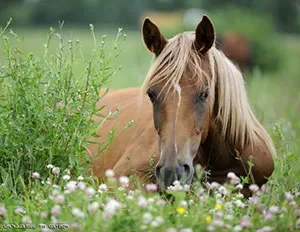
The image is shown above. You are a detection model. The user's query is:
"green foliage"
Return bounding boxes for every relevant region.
[209,7,282,72]
[0,21,124,193]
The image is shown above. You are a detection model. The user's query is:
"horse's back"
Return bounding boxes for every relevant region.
[89,88,157,179]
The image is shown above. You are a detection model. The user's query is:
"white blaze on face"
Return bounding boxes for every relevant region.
[174,83,181,154]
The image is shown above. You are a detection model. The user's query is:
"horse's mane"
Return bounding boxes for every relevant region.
[141,32,275,153]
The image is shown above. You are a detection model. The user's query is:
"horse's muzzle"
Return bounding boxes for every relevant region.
[155,164,194,188]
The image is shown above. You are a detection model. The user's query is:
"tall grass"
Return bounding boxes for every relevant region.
[0,20,124,193]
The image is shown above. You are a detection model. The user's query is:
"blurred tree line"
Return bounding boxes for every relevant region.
[0,0,299,33]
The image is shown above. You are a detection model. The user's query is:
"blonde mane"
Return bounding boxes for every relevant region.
[141,32,275,153]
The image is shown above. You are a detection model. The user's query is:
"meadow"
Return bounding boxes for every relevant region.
[0,19,300,231]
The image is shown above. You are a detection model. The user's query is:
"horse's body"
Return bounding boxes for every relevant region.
[88,16,274,195]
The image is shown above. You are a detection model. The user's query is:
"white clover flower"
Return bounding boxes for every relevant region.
[137,196,148,208]
[22,215,32,224]
[119,176,129,187]
[102,199,121,220]
[0,206,7,217]
[179,200,188,208]
[88,202,100,214]
[156,199,166,206]
[233,225,242,232]
[52,167,60,175]
[179,228,193,232]
[235,184,243,190]
[155,216,164,225]
[218,186,228,196]
[62,175,70,180]
[32,172,40,179]
[15,207,25,214]
[85,187,96,198]
[143,212,153,224]
[145,183,157,192]
[77,175,84,181]
[98,183,107,193]
[166,228,177,232]
[126,195,134,201]
[249,184,259,193]
[150,221,159,228]
[183,184,190,191]
[55,195,65,204]
[77,181,86,190]
[72,207,85,218]
[210,182,220,189]
[225,214,234,221]
[47,164,54,169]
[256,226,274,232]
[285,192,294,202]
[269,205,280,214]
[105,169,114,178]
[65,181,77,193]
[51,205,61,216]
[234,200,246,208]
[240,215,251,229]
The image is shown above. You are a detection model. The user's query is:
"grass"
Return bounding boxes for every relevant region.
[0,22,300,231]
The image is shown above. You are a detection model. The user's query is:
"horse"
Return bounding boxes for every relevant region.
[88,15,275,196]
[216,32,253,72]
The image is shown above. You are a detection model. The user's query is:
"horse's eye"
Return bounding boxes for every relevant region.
[198,89,209,102]
[147,89,157,103]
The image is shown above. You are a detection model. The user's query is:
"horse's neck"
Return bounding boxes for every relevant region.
[196,121,247,179]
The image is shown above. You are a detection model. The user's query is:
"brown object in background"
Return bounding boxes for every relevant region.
[216,32,253,71]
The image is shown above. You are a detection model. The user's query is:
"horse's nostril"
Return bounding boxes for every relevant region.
[155,165,162,178]
[183,164,191,176]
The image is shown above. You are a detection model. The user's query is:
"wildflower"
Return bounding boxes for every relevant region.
[183,184,190,191]
[249,184,259,193]
[72,207,85,218]
[46,178,52,185]
[235,184,243,190]
[41,212,48,218]
[15,207,25,214]
[85,187,96,198]
[150,221,160,228]
[47,164,54,169]
[52,167,60,175]
[296,218,300,229]
[225,214,234,221]
[145,183,157,192]
[269,205,280,214]
[240,215,251,228]
[88,202,100,214]
[179,200,188,208]
[209,182,220,189]
[256,226,274,232]
[77,181,86,190]
[155,216,164,225]
[207,225,216,232]
[62,175,70,180]
[0,206,7,217]
[77,175,84,181]
[233,225,242,232]
[143,212,153,224]
[215,203,222,210]
[176,207,185,215]
[248,196,260,204]
[65,181,77,193]
[51,205,61,216]
[218,186,228,196]
[102,199,121,220]
[205,215,212,224]
[263,211,273,220]
[126,195,134,201]
[179,228,193,232]
[285,192,294,202]
[227,172,240,185]
[234,200,246,208]
[119,176,129,187]
[137,196,148,208]
[98,183,107,193]
[32,172,40,179]
[55,195,65,204]
[166,228,177,232]
[105,169,114,178]
[22,215,32,224]
[261,184,270,193]
[156,198,166,206]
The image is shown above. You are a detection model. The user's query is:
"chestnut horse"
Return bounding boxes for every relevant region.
[88,16,275,195]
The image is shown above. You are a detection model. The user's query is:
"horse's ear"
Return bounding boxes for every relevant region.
[194,15,216,53]
[142,18,167,56]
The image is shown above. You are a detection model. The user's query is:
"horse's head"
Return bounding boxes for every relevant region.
[142,15,216,188]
